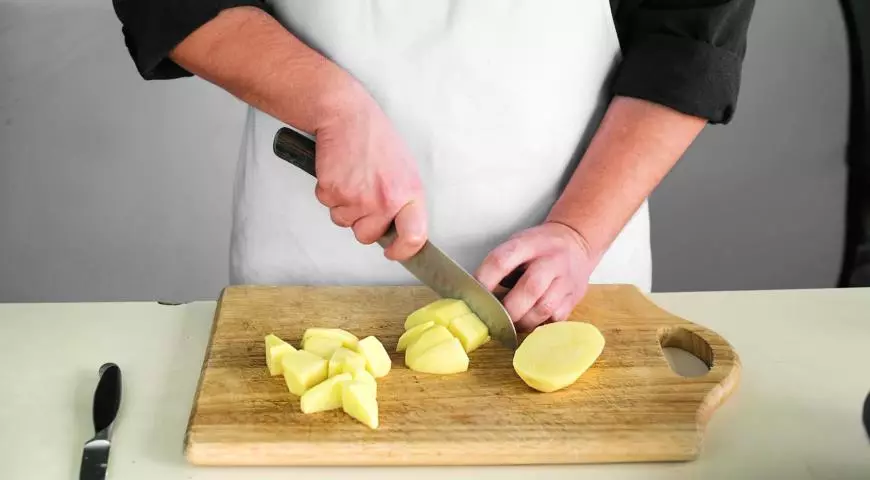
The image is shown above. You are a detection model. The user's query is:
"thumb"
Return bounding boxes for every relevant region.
[384,200,428,261]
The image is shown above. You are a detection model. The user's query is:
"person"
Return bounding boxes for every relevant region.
[112,0,754,331]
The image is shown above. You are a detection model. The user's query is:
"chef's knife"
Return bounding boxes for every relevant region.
[79,363,122,480]
[273,127,519,350]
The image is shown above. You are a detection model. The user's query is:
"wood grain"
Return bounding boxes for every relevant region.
[183,284,740,466]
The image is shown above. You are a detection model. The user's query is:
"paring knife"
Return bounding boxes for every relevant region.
[79,363,122,480]
[273,126,519,350]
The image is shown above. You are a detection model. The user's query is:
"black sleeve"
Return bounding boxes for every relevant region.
[111,0,272,80]
[609,0,756,124]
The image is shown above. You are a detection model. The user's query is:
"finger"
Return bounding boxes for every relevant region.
[351,214,391,245]
[384,200,428,260]
[330,205,366,228]
[515,277,572,332]
[502,259,558,327]
[475,236,538,291]
[314,181,347,208]
[550,300,575,323]
[314,183,336,208]
[552,282,588,321]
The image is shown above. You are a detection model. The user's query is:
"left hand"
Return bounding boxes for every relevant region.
[475,222,598,332]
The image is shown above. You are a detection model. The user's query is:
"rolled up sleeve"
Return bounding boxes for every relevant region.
[610,0,756,124]
[111,0,272,80]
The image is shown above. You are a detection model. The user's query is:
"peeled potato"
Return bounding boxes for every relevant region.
[407,337,469,374]
[302,328,359,349]
[300,373,352,414]
[342,380,379,429]
[405,325,454,366]
[396,321,435,352]
[351,368,377,395]
[404,298,471,330]
[448,313,490,353]
[512,321,605,393]
[302,336,344,360]
[328,347,367,378]
[282,350,328,396]
[356,336,392,378]
[265,334,297,376]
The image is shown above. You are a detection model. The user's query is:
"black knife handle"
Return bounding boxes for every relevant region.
[273,127,317,177]
[499,265,526,289]
[93,363,122,434]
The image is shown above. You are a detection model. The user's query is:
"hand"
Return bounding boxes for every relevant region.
[475,222,598,332]
[313,86,428,260]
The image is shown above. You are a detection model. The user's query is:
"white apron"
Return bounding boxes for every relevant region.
[229,0,652,292]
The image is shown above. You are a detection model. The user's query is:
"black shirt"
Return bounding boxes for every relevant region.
[111,0,755,124]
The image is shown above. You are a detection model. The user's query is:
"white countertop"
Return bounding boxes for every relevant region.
[1,288,868,479]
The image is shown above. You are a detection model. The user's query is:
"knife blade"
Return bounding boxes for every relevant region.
[79,363,122,480]
[273,126,518,349]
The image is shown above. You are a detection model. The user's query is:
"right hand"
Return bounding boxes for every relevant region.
[313,85,428,260]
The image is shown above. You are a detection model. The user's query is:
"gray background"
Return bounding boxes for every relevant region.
[0,0,851,303]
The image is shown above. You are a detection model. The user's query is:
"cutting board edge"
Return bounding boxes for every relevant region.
[184,439,703,466]
[183,286,230,455]
[695,346,742,429]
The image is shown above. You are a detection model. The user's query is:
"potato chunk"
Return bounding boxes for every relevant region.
[407,338,469,374]
[302,336,344,359]
[448,313,490,353]
[356,336,392,378]
[328,347,367,378]
[404,298,471,330]
[404,325,454,366]
[512,321,605,393]
[282,350,328,396]
[342,380,379,429]
[302,328,359,349]
[300,373,352,414]
[351,368,377,395]
[396,321,435,352]
[265,334,296,376]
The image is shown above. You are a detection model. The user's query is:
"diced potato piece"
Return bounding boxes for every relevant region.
[512,321,605,393]
[265,334,297,376]
[303,336,344,359]
[302,328,359,349]
[448,313,490,353]
[328,347,367,378]
[407,338,469,374]
[300,373,352,414]
[342,380,379,429]
[356,336,392,378]
[351,368,377,395]
[282,350,328,396]
[404,298,471,330]
[404,325,454,366]
[396,321,435,352]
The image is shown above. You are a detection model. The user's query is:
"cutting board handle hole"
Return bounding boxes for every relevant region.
[659,327,712,378]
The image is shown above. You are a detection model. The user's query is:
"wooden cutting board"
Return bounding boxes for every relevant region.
[184,284,740,466]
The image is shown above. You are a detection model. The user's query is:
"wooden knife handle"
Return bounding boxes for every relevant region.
[273,127,317,177]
